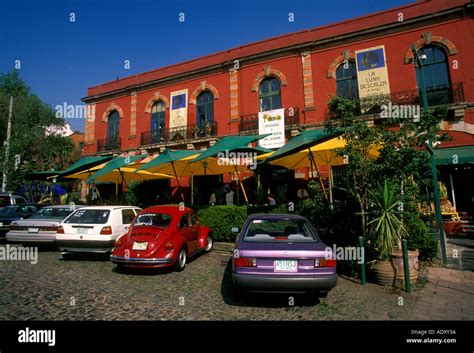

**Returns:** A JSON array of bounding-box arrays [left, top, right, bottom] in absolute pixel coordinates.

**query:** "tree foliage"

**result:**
[[324, 95, 447, 261], [0, 71, 75, 192]]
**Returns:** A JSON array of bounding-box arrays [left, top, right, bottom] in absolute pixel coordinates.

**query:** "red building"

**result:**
[[82, 0, 474, 208]]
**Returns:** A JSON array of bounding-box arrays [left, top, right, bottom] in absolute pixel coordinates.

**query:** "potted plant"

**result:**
[[368, 180, 418, 286], [438, 181, 449, 206]]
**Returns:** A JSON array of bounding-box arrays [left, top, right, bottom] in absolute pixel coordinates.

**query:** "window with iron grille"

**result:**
[[259, 77, 282, 112], [336, 62, 359, 101], [415, 45, 453, 106], [196, 91, 214, 136], [150, 101, 166, 143]]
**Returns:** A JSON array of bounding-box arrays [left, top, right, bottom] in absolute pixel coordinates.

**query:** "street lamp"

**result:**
[[411, 45, 447, 265]]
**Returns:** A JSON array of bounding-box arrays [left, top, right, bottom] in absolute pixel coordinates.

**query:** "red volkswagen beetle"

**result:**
[[111, 205, 212, 271]]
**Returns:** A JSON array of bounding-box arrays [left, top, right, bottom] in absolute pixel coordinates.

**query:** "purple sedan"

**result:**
[[232, 214, 337, 296]]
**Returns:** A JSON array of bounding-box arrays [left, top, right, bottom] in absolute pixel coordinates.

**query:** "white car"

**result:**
[[6, 205, 82, 245], [55, 206, 142, 254]]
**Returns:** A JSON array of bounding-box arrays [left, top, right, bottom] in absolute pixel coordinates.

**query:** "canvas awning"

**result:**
[[266, 129, 343, 162], [191, 134, 269, 162], [433, 146, 474, 165], [57, 156, 113, 178]]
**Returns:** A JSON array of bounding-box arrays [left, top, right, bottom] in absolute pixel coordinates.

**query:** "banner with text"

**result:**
[[169, 89, 188, 129], [355, 45, 391, 112], [258, 108, 285, 149]]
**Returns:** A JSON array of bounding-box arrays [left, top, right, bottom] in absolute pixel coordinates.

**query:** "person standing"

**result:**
[[224, 184, 234, 206], [209, 192, 216, 206]]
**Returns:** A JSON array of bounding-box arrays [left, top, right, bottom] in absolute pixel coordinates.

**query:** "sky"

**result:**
[[0, 0, 414, 132]]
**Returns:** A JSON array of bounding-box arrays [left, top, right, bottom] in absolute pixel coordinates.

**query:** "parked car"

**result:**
[[232, 214, 337, 296], [55, 206, 142, 254], [0, 204, 42, 238], [6, 205, 83, 245], [0, 193, 28, 208], [111, 205, 213, 271]]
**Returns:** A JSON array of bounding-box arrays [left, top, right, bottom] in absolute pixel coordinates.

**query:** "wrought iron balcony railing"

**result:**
[[140, 121, 218, 146], [327, 82, 465, 120], [240, 107, 300, 132], [97, 136, 121, 153]]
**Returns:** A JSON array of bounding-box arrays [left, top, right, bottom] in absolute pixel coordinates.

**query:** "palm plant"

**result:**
[[368, 180, 408, 261]]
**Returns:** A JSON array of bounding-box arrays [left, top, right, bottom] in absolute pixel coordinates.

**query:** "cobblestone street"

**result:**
[[0, 243, 424, 321], [409, 267, 474, 320]]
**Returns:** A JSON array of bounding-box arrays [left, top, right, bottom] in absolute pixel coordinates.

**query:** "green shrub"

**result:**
[[197, 206, 248, 242], [405, 215, 438, 261]]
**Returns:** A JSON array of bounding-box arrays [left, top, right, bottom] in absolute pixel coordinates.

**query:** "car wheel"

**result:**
[[175, 247, 187, 272], [204, 235, 213, 253]]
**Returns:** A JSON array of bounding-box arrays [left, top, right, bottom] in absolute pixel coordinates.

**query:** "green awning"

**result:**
[[192, 134, 269, 163], [87, 154, 147, 183], [135, 149, 198, 172], [266, 129, 343, 162], [58, 156, 113, 178], [433, 146, 474, 165]]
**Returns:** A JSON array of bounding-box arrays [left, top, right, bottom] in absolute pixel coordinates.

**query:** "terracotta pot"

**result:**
[[373, 260, 396, 286], [391, 249, 419, 286]]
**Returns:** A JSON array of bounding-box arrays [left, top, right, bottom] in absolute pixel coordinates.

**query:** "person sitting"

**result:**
[[297, 187, 309, 200], [267, 194, 276, 207]]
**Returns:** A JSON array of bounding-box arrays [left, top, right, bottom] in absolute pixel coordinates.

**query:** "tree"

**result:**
[[0, 71, 74, 193], [324, 95, 448, 238]]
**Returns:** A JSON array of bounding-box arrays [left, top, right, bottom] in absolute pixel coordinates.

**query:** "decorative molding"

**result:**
[[144, 92, 170, 113], [250, 66, 288, 92], [404, 34, 458, 64], [189, 82, 219, 105], [326, 52, 356, 79], [101, 102, 124, 122]]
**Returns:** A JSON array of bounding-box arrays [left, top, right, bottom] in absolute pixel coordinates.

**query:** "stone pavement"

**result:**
[[0, 244, 415, 321], [409, 267, 474, 320], [1, 242, 473, 321], [446, 236, 474, 271]]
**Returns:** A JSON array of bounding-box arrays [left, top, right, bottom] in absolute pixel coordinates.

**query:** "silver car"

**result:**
[[6, 205, 82, 245]]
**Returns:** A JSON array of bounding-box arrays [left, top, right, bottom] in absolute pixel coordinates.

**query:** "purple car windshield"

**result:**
[[243, 219, 318, 243], [134, 213, 172, 228]]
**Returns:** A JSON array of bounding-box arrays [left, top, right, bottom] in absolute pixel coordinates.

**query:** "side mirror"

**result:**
[[231, 227, 239, 234]]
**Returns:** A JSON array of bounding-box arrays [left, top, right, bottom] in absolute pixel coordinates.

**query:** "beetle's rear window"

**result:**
[[244, 219, 318, 242], [65, 209, 110, 224], [134, 213, 172, 228]]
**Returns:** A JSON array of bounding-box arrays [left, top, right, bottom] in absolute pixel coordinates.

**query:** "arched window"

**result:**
[[336, 61, 359, 101], [107, 110, 120, 150], [259, 77, 282, 112], [196, 91, 214, 136], [415, 45, 452, 106], [150, 100, 166, 143]]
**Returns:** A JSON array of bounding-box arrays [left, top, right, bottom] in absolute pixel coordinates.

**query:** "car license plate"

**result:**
[[274, 260, 298, 272], [0, 222, 3, 226], [76, 228, 88, 234], [132, 242, 147, 251], [28, 228, 39, 233]]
